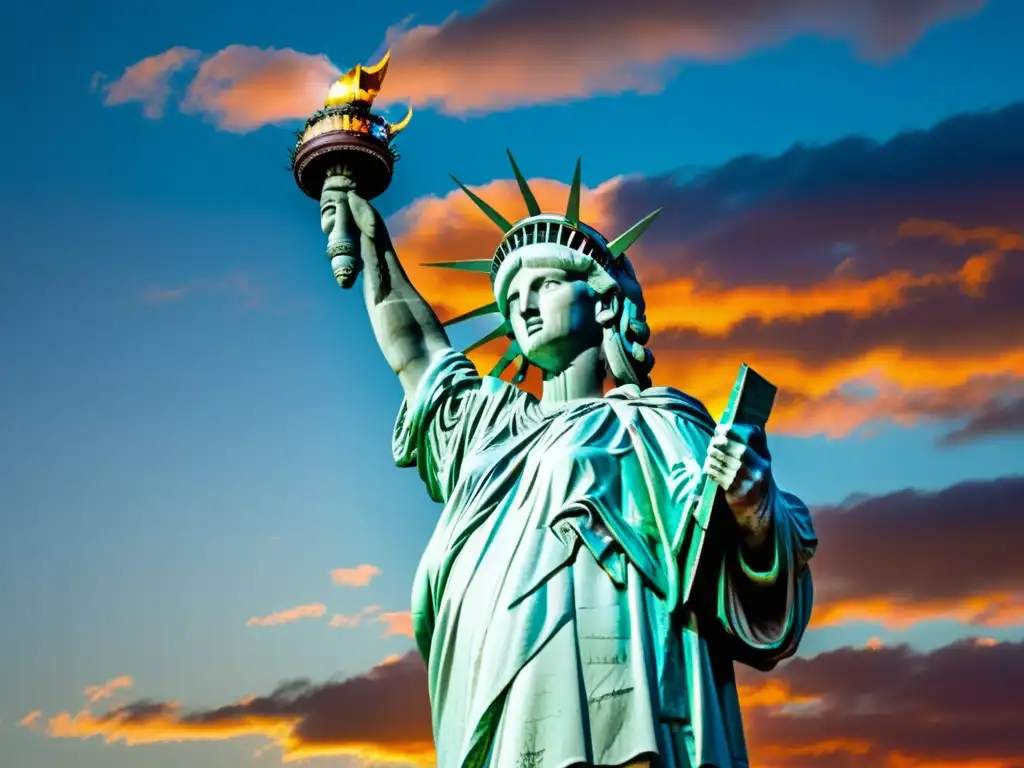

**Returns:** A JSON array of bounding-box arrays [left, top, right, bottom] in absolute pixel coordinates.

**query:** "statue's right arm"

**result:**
[[348, 190, 453, 401]]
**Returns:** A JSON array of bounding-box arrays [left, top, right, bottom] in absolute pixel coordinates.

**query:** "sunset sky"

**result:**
[[2, 0, 1023, 766]]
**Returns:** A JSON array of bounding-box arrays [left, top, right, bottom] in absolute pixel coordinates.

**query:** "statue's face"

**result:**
[[505, 265, 604, 374]]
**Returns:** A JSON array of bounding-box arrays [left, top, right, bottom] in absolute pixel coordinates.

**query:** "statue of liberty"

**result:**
[[314, 151, 817, 768], [288, 52, 816, 768]]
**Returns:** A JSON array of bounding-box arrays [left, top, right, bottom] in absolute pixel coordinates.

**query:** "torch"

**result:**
[[289, 50, 412, 288]]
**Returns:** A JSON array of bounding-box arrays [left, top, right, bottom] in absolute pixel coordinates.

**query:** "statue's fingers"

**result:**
[[347, 191, 378, 240], [704, 456, 734, 485], [707, 446, 742, 471], [713, 437, 746, 459], [359, 231, 385, 304]]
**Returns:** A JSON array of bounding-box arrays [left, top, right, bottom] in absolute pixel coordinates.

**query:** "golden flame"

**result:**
[[325, 50, 391, 107]]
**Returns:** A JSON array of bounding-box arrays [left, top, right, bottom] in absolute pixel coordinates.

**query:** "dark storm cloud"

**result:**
[[739, 639, 1024, 766], [941, 396, 1024, 446], [609, 101, 1024, 288], [810, 475, 1024, 625]]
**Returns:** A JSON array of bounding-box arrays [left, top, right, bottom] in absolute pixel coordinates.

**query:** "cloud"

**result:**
[[38, 639, 1024, 767], [28, 471, 1024, 764], [386, 102, 1024, 439], [45, 653, 433, 764], [379, 0, 985, 113], [810, 475, 1024, 628], [246, 603, 327, 627], [328, 605, 382, 629], [179, 45, 340, 132], [738, 638, 1024, 767], [329, 564, 381, 588], [376, 611, 414, 638], [20, 711, 41, 729], [940, 395, 1024, 446], [95, 47, 201, 119], [84, 676, 133, 704], [143, 272, 265, 309], [98, 2, 984, 127]]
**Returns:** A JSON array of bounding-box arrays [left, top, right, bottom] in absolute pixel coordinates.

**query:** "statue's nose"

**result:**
[[520, 290, 540, 315]]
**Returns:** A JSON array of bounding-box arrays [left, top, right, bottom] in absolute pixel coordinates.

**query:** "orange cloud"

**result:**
[[43, 654, 433, 765], [377, 611, 414, 637], [383, 172, 1024, 438], [34, 640, 1024, 767], [377, 0, 982, 114], [812, 592, 1024, 630], [99, 2, 982, 126], [329, 564, 381, 587], [179, 45, 340, 132], [804, 476, 1024, 634], [246, 603, 327, 627]]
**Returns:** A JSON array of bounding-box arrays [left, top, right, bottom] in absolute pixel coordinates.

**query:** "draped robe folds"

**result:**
[[392, 350, 817, 768]]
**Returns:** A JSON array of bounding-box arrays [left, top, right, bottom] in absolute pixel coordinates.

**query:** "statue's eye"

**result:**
[[321, 205, 336, 218], [541, 279, 560, 289], [507, 291, 519, 305]]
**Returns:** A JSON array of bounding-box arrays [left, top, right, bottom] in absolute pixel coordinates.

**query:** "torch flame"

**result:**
[[325, 50, 392, 107], [388, 106, 413, 137]]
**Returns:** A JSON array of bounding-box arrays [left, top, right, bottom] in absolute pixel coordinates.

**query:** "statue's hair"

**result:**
[[495, 243, 655, 389]]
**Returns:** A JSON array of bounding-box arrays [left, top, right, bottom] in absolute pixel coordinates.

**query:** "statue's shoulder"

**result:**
[[608, 384, 715, 433]]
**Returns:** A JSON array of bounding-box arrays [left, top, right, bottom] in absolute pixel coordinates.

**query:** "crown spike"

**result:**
[[451, 175, 512, 232], [464, 320, 512, 354], [607, 208, 662, 258], [565, 158, 582, 227], [443, 302, 500, 328], [421, 259, 492, 273], [506, 150, 541, 217], [488, 341, 522, 377]]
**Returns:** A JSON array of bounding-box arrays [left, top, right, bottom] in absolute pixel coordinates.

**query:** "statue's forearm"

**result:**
[[361, 244, 452, 399]]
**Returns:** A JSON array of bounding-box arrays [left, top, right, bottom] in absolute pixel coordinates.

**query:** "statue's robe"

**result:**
[[393, 350, 817, 768]]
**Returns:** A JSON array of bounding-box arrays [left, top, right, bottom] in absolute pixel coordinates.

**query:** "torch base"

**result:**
[[292, 131, 395, 201]]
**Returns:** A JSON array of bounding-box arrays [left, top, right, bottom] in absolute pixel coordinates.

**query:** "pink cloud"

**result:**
[[179, 45, 340, 132], [377, 611, 414, 638], [99, 1, 984, 128], [330, 564, 382, 588], [98, 46, 201, 119], [328, 613, 362, 629], [84, 676, 133, 704], [246, 603, 326, 627]]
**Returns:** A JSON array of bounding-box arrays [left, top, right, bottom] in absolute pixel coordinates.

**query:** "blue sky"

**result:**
[[2, 1, 1024, 766]]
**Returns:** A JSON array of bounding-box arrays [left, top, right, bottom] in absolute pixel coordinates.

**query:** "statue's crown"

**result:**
[[423, 152, 661, 382], [439, 152, 660, 287]]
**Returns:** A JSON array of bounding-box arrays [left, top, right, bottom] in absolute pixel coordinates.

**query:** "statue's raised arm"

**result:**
[[320, 171, 452, 400]]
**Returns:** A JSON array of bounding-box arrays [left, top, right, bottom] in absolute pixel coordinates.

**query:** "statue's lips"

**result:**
[[524, 318, 543, 336]]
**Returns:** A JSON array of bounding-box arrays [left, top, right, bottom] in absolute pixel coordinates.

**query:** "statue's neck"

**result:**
[[539, 347, 606, 413]]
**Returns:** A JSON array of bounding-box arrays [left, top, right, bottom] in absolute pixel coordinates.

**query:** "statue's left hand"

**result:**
[[704, 422, 774, 539]]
